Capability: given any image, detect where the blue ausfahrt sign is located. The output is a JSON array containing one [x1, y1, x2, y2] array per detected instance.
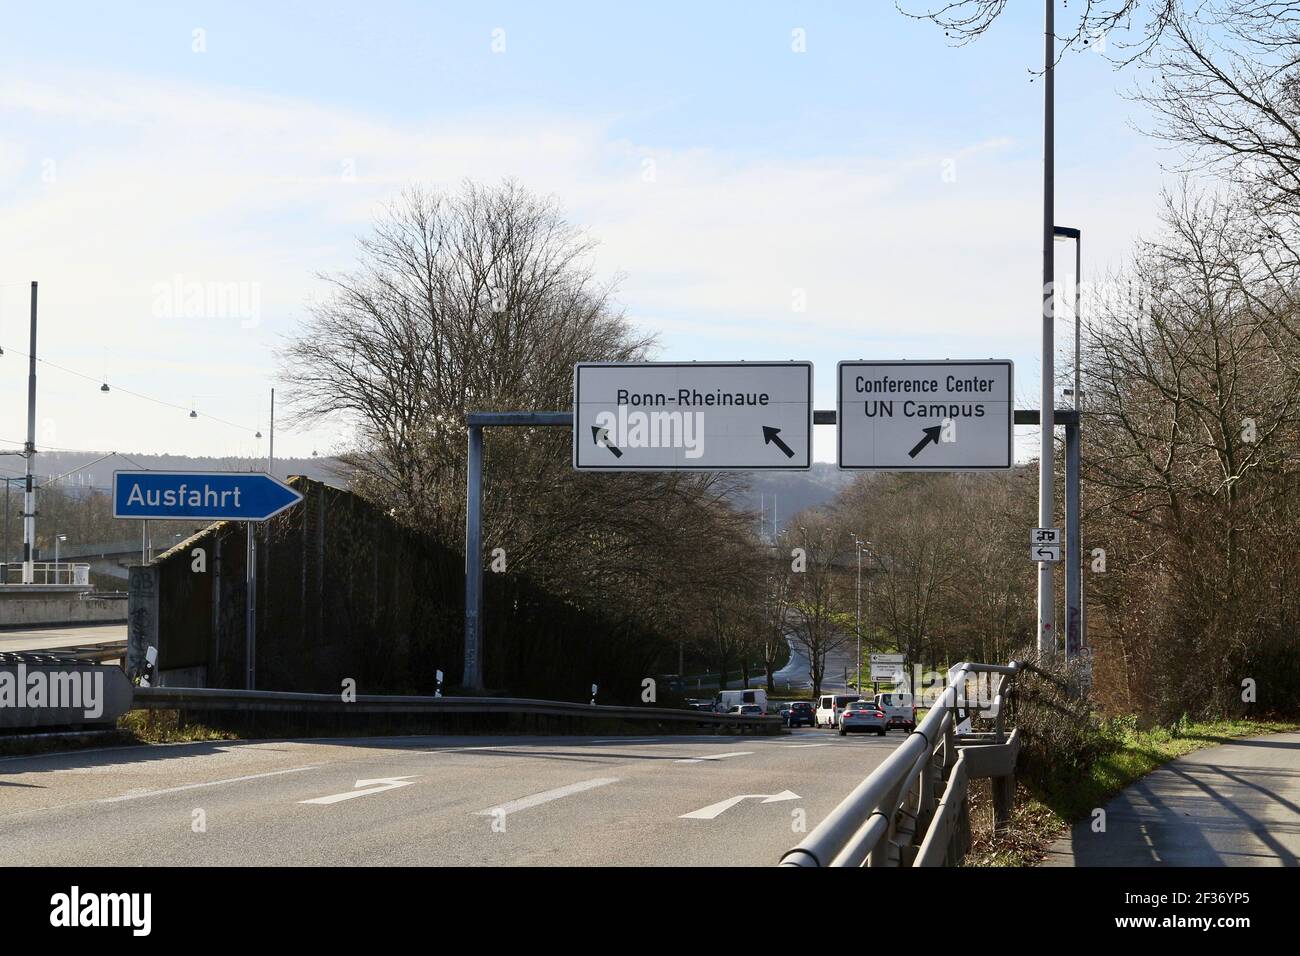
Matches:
[[112, 471, 303, 522]]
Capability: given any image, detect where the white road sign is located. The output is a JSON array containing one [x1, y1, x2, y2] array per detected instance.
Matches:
[[1031, 528, 1061, 545], [837, 360, 1013, 470], [573, 362, 812, 470], [870, 653, 905, 665], [871, 664, 905, 682], [1031, 544, 1061, 562]]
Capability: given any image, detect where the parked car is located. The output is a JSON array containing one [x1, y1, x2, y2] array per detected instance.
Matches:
[[839, 700, 887, 736], [873, 692, 917, 732], [728, 704, 764, 717], [784, 700, 815, 727], [815, 693, 863, 729]]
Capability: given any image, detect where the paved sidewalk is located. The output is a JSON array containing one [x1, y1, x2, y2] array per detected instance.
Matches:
[[1042, 732, 1300, 866]]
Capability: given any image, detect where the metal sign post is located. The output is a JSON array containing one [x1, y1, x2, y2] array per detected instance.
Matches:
[[462, 404, 1083, 700], [246, 522, 256, 689], [1065, 420, 1083, 659], [463, 423, 484, 691]]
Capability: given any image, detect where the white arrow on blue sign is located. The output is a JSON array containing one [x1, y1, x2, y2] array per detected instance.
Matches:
[[112, 471, 303, 522]]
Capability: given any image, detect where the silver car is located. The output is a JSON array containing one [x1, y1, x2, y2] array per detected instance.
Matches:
[[838, 700, 887, 736]]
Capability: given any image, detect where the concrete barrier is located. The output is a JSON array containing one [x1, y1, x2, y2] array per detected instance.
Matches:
[[0, 663, 134, 729], [0, 586, 128, 628]]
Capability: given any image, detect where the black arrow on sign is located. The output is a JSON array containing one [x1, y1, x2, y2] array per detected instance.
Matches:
[[591, 426, 623, 458], [907, 425, 944, 459], [762, 426, 795, 459]]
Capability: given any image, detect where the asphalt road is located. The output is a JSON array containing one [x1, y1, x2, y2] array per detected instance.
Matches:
[[0, 727, 906, 866], [1042, 731, 1300, 867], [773, 633, 859, 693]]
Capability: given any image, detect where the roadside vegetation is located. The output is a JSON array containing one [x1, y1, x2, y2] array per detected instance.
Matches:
[[118, 710, 234, 744], [0, 711, 232, 758]]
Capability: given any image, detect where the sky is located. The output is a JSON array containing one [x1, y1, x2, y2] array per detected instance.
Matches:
[[0, 1, 1174, 466]]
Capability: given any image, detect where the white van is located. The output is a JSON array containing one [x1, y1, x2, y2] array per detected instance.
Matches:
[[874, 692, 916, 732], [815, 693, 862, 729], [715, 688, 768, 714]]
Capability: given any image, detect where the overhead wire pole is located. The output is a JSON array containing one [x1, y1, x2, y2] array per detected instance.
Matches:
[[22, 282, 38, 584], [1037, 0, 1057, 657], [854, 536, 862, 692]]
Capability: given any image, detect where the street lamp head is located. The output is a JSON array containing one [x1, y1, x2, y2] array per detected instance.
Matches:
[[1053, 225, 1081, 240]]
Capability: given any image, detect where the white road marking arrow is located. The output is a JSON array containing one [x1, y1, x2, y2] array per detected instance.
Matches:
[[299, 775, 418, 805], [679, 790, 801, 820]]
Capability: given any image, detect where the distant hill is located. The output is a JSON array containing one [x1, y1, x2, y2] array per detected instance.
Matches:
[[13, 451, 348, 493], [736, 463, 855, 539], [18, 450, 849, 541]]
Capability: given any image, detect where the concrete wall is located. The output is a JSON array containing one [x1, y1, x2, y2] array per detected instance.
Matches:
[[0, 586, 128, 628]]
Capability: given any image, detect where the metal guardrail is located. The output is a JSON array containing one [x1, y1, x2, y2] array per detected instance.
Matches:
[[780, 660, 1023, 867], [2, 562, 91, 585], [30, 640, 128, 663], [133, 686, 784, 733]]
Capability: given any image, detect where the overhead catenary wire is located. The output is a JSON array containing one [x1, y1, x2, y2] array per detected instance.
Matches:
[[0, 343, 262, 435]]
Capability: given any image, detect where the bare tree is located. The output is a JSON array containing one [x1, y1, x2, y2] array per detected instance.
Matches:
[[281, 181, 764, 687], [757, 546, 796, 692], [784, 519, 852, 698], [1081, 186, 1300, 718], [281, 181, 651, 541]]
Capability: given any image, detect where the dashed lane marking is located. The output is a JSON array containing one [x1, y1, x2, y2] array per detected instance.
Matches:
[[473, 777, 619, 817]]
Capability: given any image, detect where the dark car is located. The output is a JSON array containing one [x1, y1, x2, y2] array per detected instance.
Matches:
[[784, 701, 815, 727]]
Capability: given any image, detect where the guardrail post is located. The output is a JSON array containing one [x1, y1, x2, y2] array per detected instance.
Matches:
[[992, 773, 1014, 833]]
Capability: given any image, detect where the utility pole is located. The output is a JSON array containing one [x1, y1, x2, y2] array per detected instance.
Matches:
[[1037, 0, 1057, 657], [22, 282, 38, 585], [854, 537, 862, 693]]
